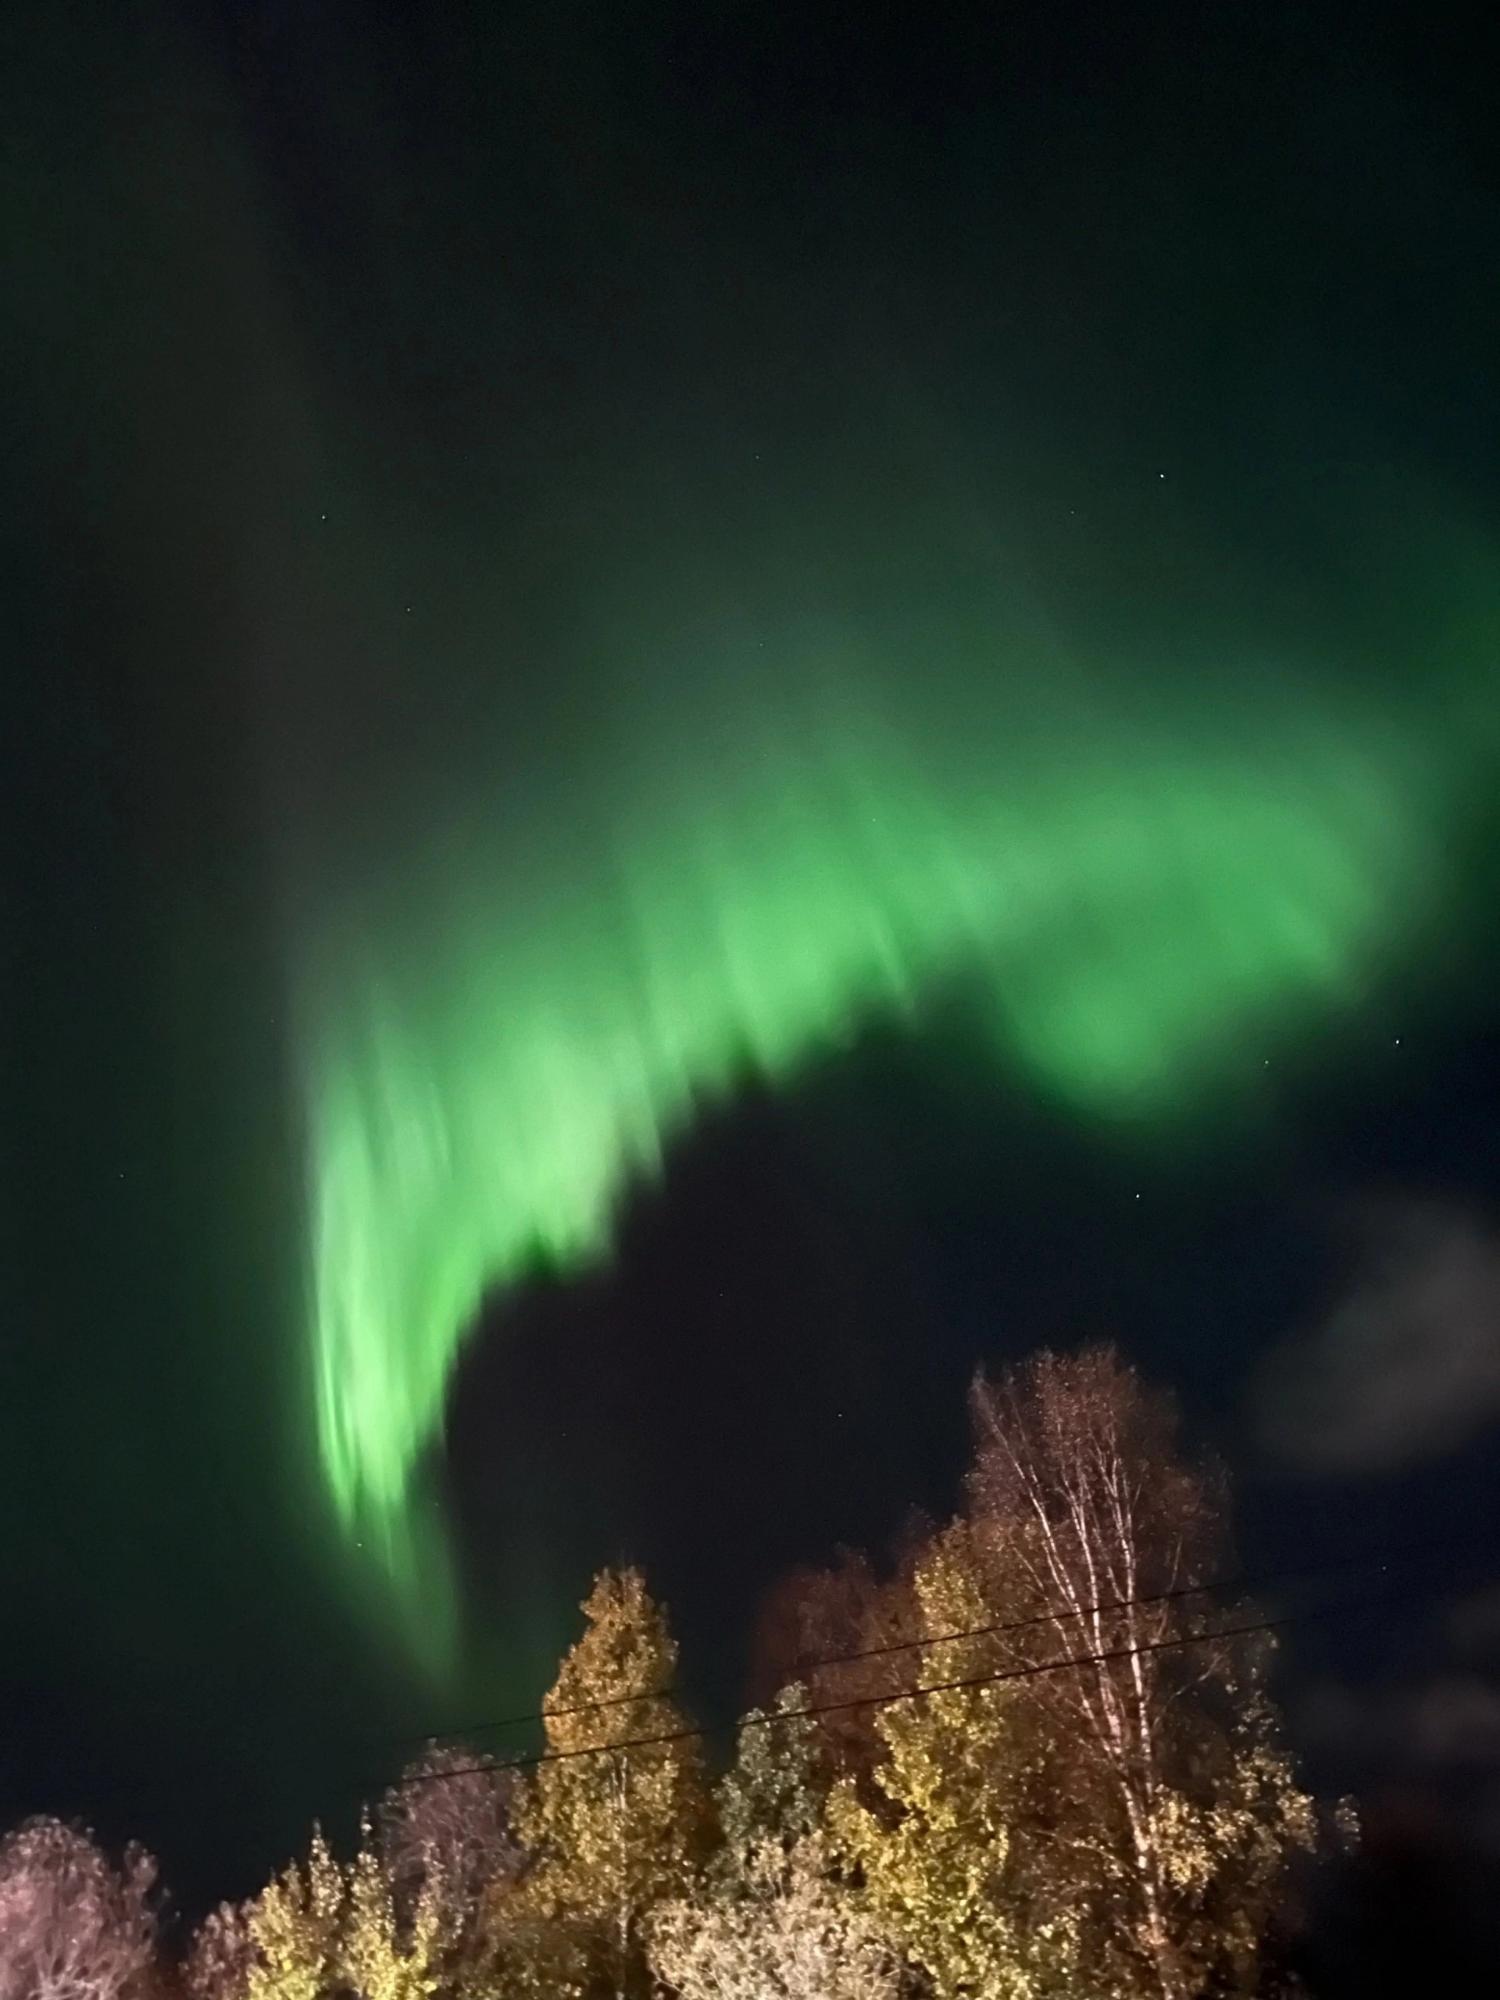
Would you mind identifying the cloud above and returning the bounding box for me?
[1257,1200,1500,1471]
[1448,1585,1500,1652]
[1411,1678,1500,1765]
[1294,1587,1500,1864]
[1299,1671,1500,1772]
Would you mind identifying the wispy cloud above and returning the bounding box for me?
[1258,1200,1500,1471]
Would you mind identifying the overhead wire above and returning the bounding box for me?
[383,1528,1479,1758]
[383,1562,1476,1794]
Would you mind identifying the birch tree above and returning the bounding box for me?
[964,1345,1314,1999]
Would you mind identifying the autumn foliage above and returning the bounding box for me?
[2,1347,1332,1999]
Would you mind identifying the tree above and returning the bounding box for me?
[380,1743,521,1918]
[828,1521,1084,2000]
[648,1837,901,2000]
[379,1744,520,1986]
[831,1347,1317,2000]
[749,1533,930,1779]
[962,1345,1315,1999]
[183,1901,256,2000]
[243,1828,342,2000]
[340,1817,442,2000]
[506,1567,709,1998]
[649,1695,899,2000]
[712,1687,827,1874]
[0,1816,161,2000]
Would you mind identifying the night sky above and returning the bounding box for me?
[4,0,1498,1955]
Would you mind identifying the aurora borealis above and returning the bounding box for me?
[7,0,1499,1921]
[306,654,1454,1639]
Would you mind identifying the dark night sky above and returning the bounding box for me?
[4,0,1499,1960]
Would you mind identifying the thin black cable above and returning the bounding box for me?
[386,1568,1459,1794]
[388,1529,1469,1755]
[387,1608,1291,1790]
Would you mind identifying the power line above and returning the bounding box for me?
[397,1678,685,1750]
[749,1538,1413,1678]
[388,1530,1469,1757]
[387,1606,1289,1790]
[385,1569,1455,1795]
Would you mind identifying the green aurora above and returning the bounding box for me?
[300,629,1480,1653]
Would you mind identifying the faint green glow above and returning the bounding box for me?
[302,662,1440,1648]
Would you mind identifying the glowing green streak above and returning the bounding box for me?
[302,665,1447,1646]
